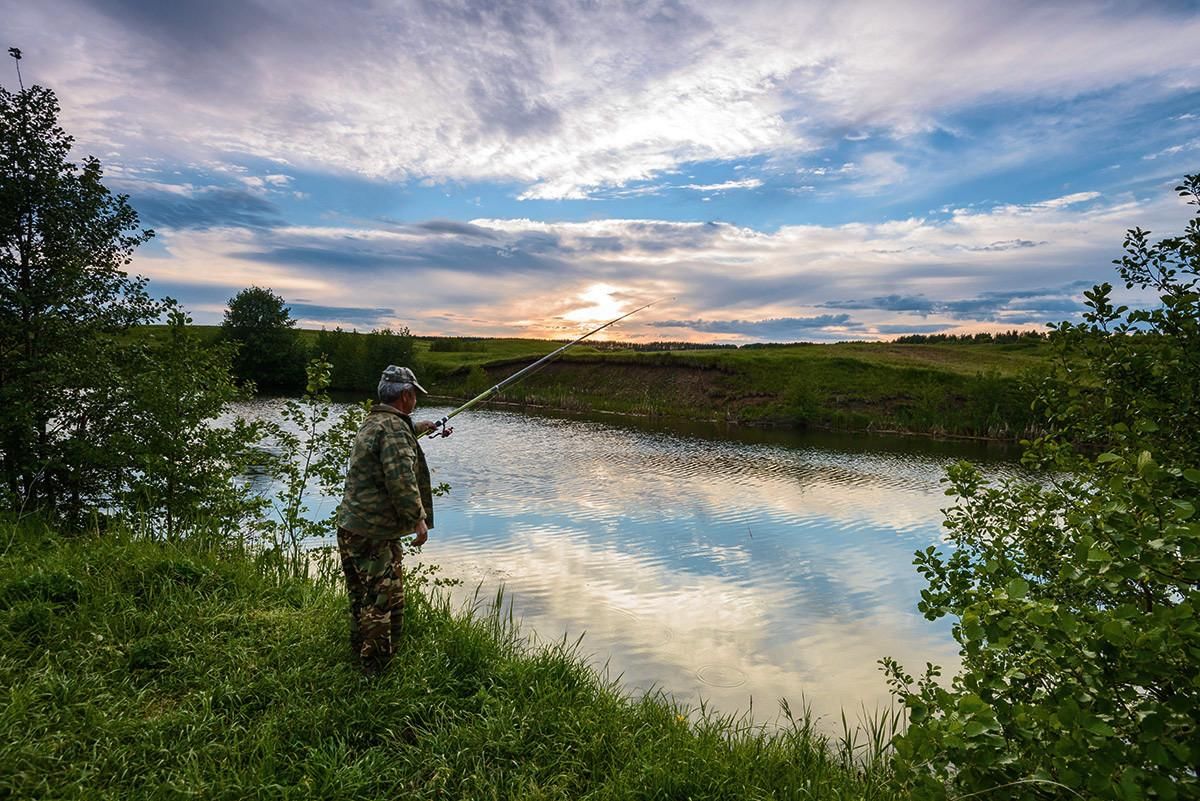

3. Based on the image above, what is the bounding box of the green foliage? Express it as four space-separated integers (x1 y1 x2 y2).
428 337 488 353
0 82 160 519
220 285 305 389
463 364 491 396
0 570 80 610
892 329 1048 345
115 307 265 539
315 326 415 391
258 357 367 579
884 176 1200 800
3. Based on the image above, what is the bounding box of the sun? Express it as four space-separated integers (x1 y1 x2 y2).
562 284 627 325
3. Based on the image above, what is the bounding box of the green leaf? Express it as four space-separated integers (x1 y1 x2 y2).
1183 468 1200 484
1097 452 1121 464
1101 620 1127 644
1056 698 1081 725
1006 578 1029 599
1087 548 1112 563
963 719 990 737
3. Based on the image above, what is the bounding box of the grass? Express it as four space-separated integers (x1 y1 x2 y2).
136 325 1050 439
0 517 903 800
420 339 1049 439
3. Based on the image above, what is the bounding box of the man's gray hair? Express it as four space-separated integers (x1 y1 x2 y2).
378 380 414 403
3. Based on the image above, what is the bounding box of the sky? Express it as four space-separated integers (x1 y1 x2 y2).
6 0 1200 342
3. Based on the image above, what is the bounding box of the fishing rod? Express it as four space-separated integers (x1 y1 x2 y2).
419 297 665 439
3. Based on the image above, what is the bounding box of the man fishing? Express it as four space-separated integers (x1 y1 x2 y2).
335 365 449 673
333 299 660 672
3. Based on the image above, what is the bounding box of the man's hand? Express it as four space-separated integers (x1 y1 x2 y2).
417 420 453 438
412 518 428 547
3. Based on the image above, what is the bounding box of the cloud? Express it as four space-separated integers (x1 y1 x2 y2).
131 187 284 230
12 0 1200 199
413 220 500 239
872 323 960 335
964 239 1044 252
822 283 1091 322
287 302 396 327
682 179 764 192
649 314 856 339
228 223 552 281
123 182 1183 339
1030 191 1102 210
1143 138 1200 160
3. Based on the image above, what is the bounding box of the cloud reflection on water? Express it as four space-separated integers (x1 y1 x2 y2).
406 406 1001 727
424 520 960 728
249 400 1001 728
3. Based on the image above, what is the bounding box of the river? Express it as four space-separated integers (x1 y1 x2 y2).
242 399 1021 729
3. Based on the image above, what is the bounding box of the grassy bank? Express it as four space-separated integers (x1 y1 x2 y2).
0 518 899 800
418 338 1048 439
140 326 1047 438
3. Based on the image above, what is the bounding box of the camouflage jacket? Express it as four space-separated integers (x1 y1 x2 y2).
336 404 433 540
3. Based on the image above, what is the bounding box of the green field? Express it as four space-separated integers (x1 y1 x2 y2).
144 326 1050 439
415 337 1050 439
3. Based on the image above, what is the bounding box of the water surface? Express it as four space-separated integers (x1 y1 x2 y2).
249 400 1020 727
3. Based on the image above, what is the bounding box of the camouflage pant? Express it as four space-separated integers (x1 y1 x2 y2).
336 528 404 672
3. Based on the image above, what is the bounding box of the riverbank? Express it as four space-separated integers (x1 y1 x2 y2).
419 339 1048 440
0 518 900 800
141 327 1048 440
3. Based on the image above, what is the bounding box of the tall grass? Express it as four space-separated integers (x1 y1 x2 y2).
0 517 904 799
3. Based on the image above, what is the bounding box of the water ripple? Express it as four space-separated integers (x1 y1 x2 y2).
236 400 1017 727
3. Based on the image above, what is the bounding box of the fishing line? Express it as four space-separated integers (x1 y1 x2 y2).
420 297 668 439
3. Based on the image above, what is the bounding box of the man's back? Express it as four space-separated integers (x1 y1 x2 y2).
336 404 431 539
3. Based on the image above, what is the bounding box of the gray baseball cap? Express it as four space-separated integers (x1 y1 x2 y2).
380 365 427 393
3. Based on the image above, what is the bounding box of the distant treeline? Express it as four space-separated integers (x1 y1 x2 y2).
419 331 1049 355
891 330 1048 345
306 328 415 392
424 336 737 352
426 337 490 353
581 340 738 352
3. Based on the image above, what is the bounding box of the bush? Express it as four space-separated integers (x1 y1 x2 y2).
883 176 1200 800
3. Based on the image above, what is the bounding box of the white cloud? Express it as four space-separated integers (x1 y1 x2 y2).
681 178 764 192
132 187 1182 340
1143 138 1200 160
9 0 1200 199
1029 191 1102 209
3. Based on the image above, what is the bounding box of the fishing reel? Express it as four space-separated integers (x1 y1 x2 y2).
423 416 454 439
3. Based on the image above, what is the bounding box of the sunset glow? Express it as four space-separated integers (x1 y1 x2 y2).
561 284 629 327
7 1 1199 341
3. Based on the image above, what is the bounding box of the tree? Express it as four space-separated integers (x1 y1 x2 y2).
315 326 365 390
314 325 415 391
258 357 366 579
884 177 1200 799
361 327 414 387
0 81 160 516
116 307 264 540
220 285 305 390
